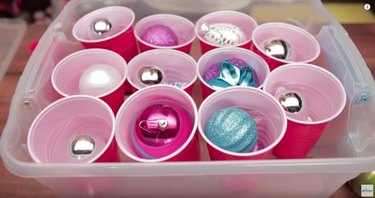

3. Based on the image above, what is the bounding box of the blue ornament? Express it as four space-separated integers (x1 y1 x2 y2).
205 107 258 153
207 61 259 89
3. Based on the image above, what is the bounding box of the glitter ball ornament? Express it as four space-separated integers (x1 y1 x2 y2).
205 107 258 153
141 24 178 46
79 64 122 96
200 23 246 46
132 101 194 159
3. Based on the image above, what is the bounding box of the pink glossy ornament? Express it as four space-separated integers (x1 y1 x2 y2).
137 104 180 146
141 24 178 46
132 101 193 159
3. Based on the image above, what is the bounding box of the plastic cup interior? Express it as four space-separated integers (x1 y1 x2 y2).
127 49 197 90
197 47 270 91
27 95 115 163
51 49 127 98
115 85 198 162
263 63 346 124
134 14 196 49
252 22 320 64
72 6 135 43
198 87 287 157
195 10 258 47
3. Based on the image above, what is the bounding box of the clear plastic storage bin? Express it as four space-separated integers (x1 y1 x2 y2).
1 0 375 197
0 19 26 81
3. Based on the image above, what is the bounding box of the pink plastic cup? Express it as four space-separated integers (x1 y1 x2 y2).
72 6 138 62
115 85 199 162
197 47 270 99
134 14 196 53
51 49 127 114
263 63 346 159
252 22 320 71
127 49 197 95
198 87 287 161
27 95 118 163
195 10 258 54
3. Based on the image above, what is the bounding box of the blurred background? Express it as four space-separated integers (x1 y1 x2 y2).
0 0 374 24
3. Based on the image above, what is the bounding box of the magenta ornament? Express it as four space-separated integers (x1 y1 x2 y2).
141 24 178 46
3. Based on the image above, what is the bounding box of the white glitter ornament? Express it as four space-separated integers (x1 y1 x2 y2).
201 23 246 46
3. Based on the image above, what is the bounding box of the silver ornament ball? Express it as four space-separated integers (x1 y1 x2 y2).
138 66 164 85
92 19 112 35
70 135 95 159
278 92 303 113
264 39 290 60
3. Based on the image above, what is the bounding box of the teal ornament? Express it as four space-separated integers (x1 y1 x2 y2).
207 61 259 89
205 107 258 153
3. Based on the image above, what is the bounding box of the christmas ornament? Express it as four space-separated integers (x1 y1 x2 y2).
141 24 178 46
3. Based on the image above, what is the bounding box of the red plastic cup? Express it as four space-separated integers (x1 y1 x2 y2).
198 87 287 161
127 49 197 95
51 49 127 114
72 6 138 62
115 85 200 162
195 10 258 54
252 22 320 71
197 47 270 99
134 14 196 53
27 95 118 163
263 63 346 159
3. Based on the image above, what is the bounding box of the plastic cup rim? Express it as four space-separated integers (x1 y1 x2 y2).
51 48 128 98
72 6 135 43
263 63 347 125
115 84 198 163
252 22 321 64
197 87 288 157
127 49 198 91
194 10 258 48
27 95 116 163
134 14 196 49
196 47 270 91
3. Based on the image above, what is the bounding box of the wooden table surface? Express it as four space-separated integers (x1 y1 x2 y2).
0 24 374 197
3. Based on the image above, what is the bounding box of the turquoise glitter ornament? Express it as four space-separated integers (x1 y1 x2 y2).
205 107 258 153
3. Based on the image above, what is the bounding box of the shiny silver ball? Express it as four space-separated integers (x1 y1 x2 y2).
278 92 303 113
264 39 290 60
70 135 95 159
92 19 112 35
138 66 164 85
201 23 246 46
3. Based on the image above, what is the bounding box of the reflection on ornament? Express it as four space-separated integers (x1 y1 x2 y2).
200 23 246 46
278 92 303 113
70 135 95 159
275 87 303 114
205 107 258 153
92 19 112 35
141 24 178 46
264 39 290 60
206 59 259 89
79 64 122 96
138 66 164 86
